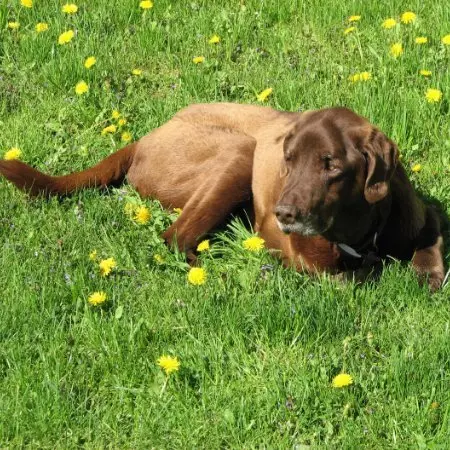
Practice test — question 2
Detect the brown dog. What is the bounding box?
[0,103,445,290]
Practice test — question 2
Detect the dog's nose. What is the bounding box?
[275,204,299,224]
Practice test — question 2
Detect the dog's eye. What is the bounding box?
[323,155,340,173]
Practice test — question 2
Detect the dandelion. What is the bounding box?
[88,291,107,306]
[131,68,143,76]
[84,56,96,69]
[257,88,273,102]
[140,0,154,9]
[8,22,20,30]
[349,72,371,82]
[99,257,117,277]
[415,37,428,44]
[359,71,371,81]
[430,401,439,410]
[401,11,416,24]
[134,205,151,224]
[153,254,165,264]
[411,164,422,173]
[89,250,98,261]
[419,69,432,77]
[382,18,396,29]
[101,124,117,135]
[112,110,121,119]
[425,88,442,103]
[243,236,265,251]
[35,22,49,33]
[118,118,127,127]
[58,30,75,45]
[173,207,183,215]
[192,56,205,64]
[208,34,220,44]
[21,0,33,8]
[121,132,132,143]
[197,240,210,252]
[332,373,353,388]
[442,34,450,45]
[62,3,78,14]
[348,15,361,22]
[390,43,403,58]
[157,355,180,375]
[188,267,207,285]
[343,26,355,35]
[3,147,22,161]
[75,81,89,95]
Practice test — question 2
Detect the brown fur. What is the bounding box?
[0,103,444,290]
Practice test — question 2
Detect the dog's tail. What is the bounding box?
[0,143,137,197]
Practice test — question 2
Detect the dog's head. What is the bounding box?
[275,108,398,243]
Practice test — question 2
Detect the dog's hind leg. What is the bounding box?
[162,137,255,254]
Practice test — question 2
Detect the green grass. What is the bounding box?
[1,0,449,447]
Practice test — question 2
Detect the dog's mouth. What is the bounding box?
[276,216,333,237]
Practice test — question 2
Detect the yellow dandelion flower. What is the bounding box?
[173,207,183,215]
[208,34,220,44]
[442,34,450,45]
[112,110,121,119]
[419,69,432,77]
[131,68,143,76]
[430,401,439,410]
[197,240,210,252]
[35,22,49,33]
[332,373,353,388]
[359,71,371,81]
[343,26,356,35]
[140,0,153,9]
[401,11,416,24]
[157,355,180,375]
[348,15,361,22]
[188,267,207,285]
[8,22,20,30]
[99,257,117,277]
[411,164,422,173]
[88,291,107,306]
[101,124,117,135]
[21,0,33,8]
[390,43,403,58]
[425,88,442,103]
[89,250,98,261]
[192,56,205,64]
[4,147,22,161]
[84,56,96,69]
[349,73,360,82]
[153,254,165,264]
[415,37,428,44]
[75,81,89,95]
[256,87,273,102]
[243,236,265,251]
[62,3,78,14]
[118,118,127,127]
[134,205,151,224]
[58,30,75,45]
[121,132,132,143]
[382,18,396,29]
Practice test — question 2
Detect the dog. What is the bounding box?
[0,103,445,291]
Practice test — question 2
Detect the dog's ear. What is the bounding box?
[279,130,295,177]
[363,128,399,203]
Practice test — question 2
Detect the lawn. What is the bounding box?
[0,0,449,448]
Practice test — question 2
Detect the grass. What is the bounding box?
[1,0,449,447]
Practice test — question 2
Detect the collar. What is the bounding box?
[336,204,390,265]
